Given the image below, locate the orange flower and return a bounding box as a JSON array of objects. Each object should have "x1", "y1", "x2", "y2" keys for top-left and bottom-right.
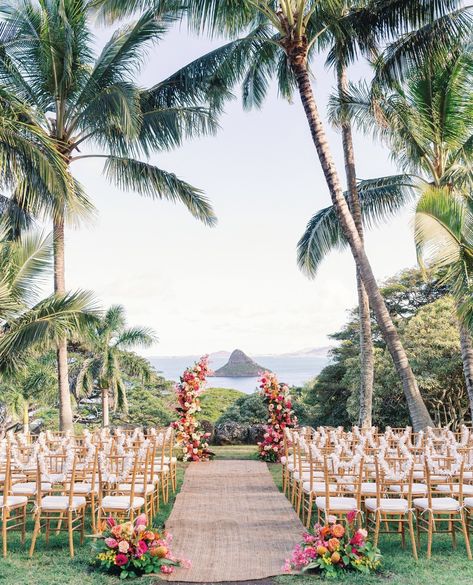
[
  {"x1": 142, "y1": 531, "x2": 155, "y2": 541},
  {"x1": 327, "y1": 538, "x2": 340, "y2": 552},
  {"x1": 150, "y1": 546, "x2": 168, "y2": 558},
  {"x1": 331, "y1": 524, "x2": 345, "y2": 538},
  {"x1": 331, "y1": 551, "x2": 341, "y2": 564},
  {"x1": 316, "y1": 545, "x2": 328, "y2": 556},
  {"x1": 320, "y1": 526, "x2": 331, "y2": 539}
]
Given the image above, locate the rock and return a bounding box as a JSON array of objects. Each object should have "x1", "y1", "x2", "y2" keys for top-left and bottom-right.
[
  {"x1": 247, "y1": 424, "x2": 267, "y2": 444},
  {"x1": 210, "y1": 349, "x2": 269, "y2": 377},
  {"x1": 213, "y1": 421, "x2": 249, "y2": 445}
]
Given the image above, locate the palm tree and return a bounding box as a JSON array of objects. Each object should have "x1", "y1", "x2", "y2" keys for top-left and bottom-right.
[
  {"x1": 0, "y1": 1, "x2": 220, "y2": 431},
  {"x1": 306, "y1": 46, "x2": 473, "y2": 418},
  {"x1": 0, "y1": 223, "x2": 98, "y2": 382},
  {"x1": 182, "y1": 0, "x2": 444, "y2": 430},
  {"x1": 0, "y1": 353, "x2": 57, "y2": 432},
  {"x1": 73, "y1": 305, "x2": 156, "y2": 427}
]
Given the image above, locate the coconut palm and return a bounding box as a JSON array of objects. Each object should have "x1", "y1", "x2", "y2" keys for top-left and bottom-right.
[
  {"x1": 306, "y1": 45, "x2": 473, "y2": 417},
  {"x1": 73, "y1": 305, "x2": 156, "y2": 427},
  {"x1": 0, "y1": 0, "x2": 221, "y2": 431}
]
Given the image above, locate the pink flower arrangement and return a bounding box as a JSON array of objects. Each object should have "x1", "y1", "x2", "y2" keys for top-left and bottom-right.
[
  {"x1": 92, "y1": 514, "x2": 189, "y2": 579},
  {"x1": 257, "y1": 372, "x2": 297, "y2": 462},
  {"x1": 284, "y1": 514, "x2": 381, "y2": 577},
  {"x1": 172, "y1": 356, "x2": 213, "y2": 462}
]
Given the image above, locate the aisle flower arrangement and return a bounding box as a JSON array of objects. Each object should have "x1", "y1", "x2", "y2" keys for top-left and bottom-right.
[
  {"x1": 92, "y1": 515, "x2": 189, "y2": 579},
  {"x1": 258, "y1": 371, "x2": 297, "y2": 462},
  {"x1": 284, "y1": 514, "x2": 382, "y2": 578},
  {"x1": 172, "y1": 355, "x2": 212, "y2": 462}
]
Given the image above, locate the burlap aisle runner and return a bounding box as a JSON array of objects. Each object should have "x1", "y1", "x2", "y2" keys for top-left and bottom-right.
[{"x1": 163, "y1": 460, "x2": 304, "y2": 582}]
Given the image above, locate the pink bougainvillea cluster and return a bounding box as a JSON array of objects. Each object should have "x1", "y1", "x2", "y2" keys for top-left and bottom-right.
[
  {"x1": 173, "y1": 355, "x2": 212, "y2": 462},
  {"x1": 258, "y1": 371, "x2": 297, "y2": 462}
]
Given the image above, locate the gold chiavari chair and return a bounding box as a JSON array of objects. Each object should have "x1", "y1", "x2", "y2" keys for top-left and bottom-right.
[
  {"x1": 97, "y1": 453, "x2": 144, "y2": 527},
  {"x1": 67, "y1": 445, "x2": 99, "y2": 533},
  {"x1": 163, "y1": 428, "x2": 177, "y2": 493},
  {"x1": 0, "y1": 450, "x2": 28, "y2": 557},
  {"x1": 413, "y1": 455, "x2": 472, "y2": 559},
  {"x1": 301, "y1": 443, "x2": 332, "y2": 528},
  {"x1": 29, "y1": 453, "x2": 86, "y2": 558},
  {"x1": 315, "y1": 454, "x2": 363, "y2": 525},
  {"x1": 365, "y1": 456, "x2": 417, "y2": 559},
  {"x1": 117, "y1": 443, "x2": 154, "y2": 518}
]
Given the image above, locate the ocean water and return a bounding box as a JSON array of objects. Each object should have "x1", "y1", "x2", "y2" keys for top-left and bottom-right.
[{"x1": 148, "y1": 355, "x2": 329, "y2": 393}]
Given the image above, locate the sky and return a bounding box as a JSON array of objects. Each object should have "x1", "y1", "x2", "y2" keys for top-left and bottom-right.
[{"x1": 63, "y1": 20, "x2": 417, "y2": 357}]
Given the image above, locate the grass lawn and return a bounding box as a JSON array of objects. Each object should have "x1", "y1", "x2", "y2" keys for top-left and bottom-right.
[{"x1": 2, "y1": 447, "x2": 473, "y2": 585}]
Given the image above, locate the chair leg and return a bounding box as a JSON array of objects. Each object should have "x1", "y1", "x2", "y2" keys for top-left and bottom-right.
[
  {"x1": 90, "y1": 495, "x2": 96, "y2": 534},
  {"x1": 2, "y1": 508, "x2": 8, "y2": 558},
  {"x1": 68, "y1": 511, "x2": 74, "y2": 558},
  {"x1": 29, "y1": 511, "x2": 41, "y2": 558},
  {"x1": 408, "y1": 512, "x2": 418, "y2": 561},
  {"x1": 21, "y1": 505, "x2": 27, "y2": 544},
  {"x1": 306, "y1": 493, "x2": 313, "y2": 529},
  {"x1": 427, "y1": 513, "x2": 433, "y2": 560},
  {"x1": 450, "y1": 516, "x2": 457, "y2": 549},
  {"x1": 459, "y1": 509, "x2": 472, "y2": 560},
  {"x1": 374, "y1": 512, "x2": 381, "y2": 548}
]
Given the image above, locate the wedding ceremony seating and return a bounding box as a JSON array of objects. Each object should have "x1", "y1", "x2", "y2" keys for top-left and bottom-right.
[
  {"x1": 283, "y1": 424, "x2": 473, "y2": 559},
  {"x1": 0, "y1": 426, "x2": 175, "y2": 557}
]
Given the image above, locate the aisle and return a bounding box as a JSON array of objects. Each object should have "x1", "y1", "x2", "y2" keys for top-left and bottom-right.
[{"x1": 163, "y1": 460, "x2": 304, "y2": 582}]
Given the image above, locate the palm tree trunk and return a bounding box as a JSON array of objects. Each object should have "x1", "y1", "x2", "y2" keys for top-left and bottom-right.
[
  {"x1": 337, "y1": 62, "x2": 374, "y2": 428},
  {"x1": 289, "y1": 48, "x2": 433, "y2": 431},
  {"x1": 102, "y1": 388, "x2": 110, "y2": 427},
  {"x1": 23, "y1": 401, "x2": 29, "y2": 433},
  {"x1": 459, "y1": 323, "x2": 473, "y2": 421},
  {"x1": 53, "y1": 218, "x2": 74, "y2": 432}
]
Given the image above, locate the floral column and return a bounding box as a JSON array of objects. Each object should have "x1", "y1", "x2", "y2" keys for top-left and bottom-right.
[
  {"x1": 258, "y1": 371, "x2": 297, "y2": 462},
  {"x1": 172, "y1": 355, "x2": 212, "y2": 462}
]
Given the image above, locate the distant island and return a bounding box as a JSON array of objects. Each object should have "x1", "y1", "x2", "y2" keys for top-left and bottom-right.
[{"x1": 209, "y1": 349, "x2": 270, "y2": 377}]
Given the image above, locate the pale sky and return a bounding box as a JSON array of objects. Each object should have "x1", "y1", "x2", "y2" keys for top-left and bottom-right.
[{"x1": 63, "y1": 22, "x2": 417, "y2": 356}]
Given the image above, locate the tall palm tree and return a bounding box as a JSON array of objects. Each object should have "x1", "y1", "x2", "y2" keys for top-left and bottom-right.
[
  {"x1": 305, "y1": 46, "x2": 473, "y2": 418},
  {"x1": 0, "y1": 1, "x2": 220, "y2": 431},
  {"x1": 73, "y1": 305, "x2": 156, "y2": 427},
  {"x1": 184, "y1": 0, "x2": 444, "y2": 430}
]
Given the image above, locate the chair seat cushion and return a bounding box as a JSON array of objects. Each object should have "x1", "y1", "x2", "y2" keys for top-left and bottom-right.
[
  {"x1": 163, "y1": 456, "x2": 177, "y2": 464},
  {"x1": 153, "y1": 465, "x2": 170, "y2": 473},
  {"x1": 118, "y1": 483, "x2": 154, "y2": 495},
  {"x1": 70, "y1": 483, "x2": 98, "y2": 495},
  {"x1": 389, "y1": 483, "x2": 427, "y2": 495},
  {"x1": 346, "y1": 482, "x2": 377, "y2": 495},
  {"x1": 11, "y1": 482, "x2": 51, "y2": 496},
  {"x1": 437, "y1": 484, "x2": 473, "y2": 495},
  {"x1": 40, "y1": 496, "x2": 86, "y2": 511},
  {"x1": 303, "y1": 482, "x2": 337, "y2": 494},
  {"x1": 365, "y1": 498, "x2": 409, "y2": 513},
  {"x1": 413, "y1": 497, "x2": 460, "y2": 511},
  {"x1": 315, "y1": 496, "x2": 357, "y2": 511},
  {"x1": 463, "y1": 497, "x2": 473, "y2": 508},
  {"x1": 0, "y1": 495, "x2": 27, "y2": 508},
  {"x1": 101, "y1": 495, "x2": 145, "y2": 510}
]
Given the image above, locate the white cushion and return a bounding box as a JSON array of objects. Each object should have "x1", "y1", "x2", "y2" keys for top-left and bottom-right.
[
  {"x1": 0, "y1": 495, "x2": 27, "y2": 508},
  {"x1": 11, "y1": 482, "x2": 51, "y2": 496},
  {"x1": 118, "y1": 483, "x2": 154, "y2": 495},
  {"x1": 40, "y1": 496, "x2": 86, "y2": 511},
  {"x1": 303, "y1": 482, "x2": 337, "y2": 494},
  {"x1": 294, "y1": 471, "x2": 324, "y2": 481},
  {"x1": 413, "y1": 497, "x2": 460, "y2": 511},
  {"x1": 101, "y1": 495, "x2": 145, "y2": 510},
  {"x1": 70, "y1": 483, "x2": 98, "y2": 495},
  {"x1": 346, "y1": 482, "x2": 377, "y2": 495},
  {"x1": 315, "y1": 496, "x2": 357, "y2": 511},
  {"x1": 365, "y1": 498, "x2": 409, "y2": 512},
  {"x1": 389, "y1": 483, "x2": 427, "y2": 495},
  {"x1": 163, "y1": 456, "x2": 177, "y2": 464},
  {"x1": 463, "y1": 497, "x2": 473, "y2": 508},
  {"x1": 437, "y1": 484, "x2": 473, "y2": 495}
]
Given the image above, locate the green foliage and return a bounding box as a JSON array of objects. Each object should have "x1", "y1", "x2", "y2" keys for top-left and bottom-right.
[
  {"x1": 216, "y1": 392, "x2": 267, "y2": 425},
  {"x1": 306, "y1": 269, "x2": 469, "y2": 430},
  {"x1": 197, "y1": 387, "x2": 245, "y2": 423}
]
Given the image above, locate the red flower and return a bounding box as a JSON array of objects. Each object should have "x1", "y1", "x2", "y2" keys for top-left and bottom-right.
[{"x1": 115, "y1": 553, "x2": 128, "y2": 566}]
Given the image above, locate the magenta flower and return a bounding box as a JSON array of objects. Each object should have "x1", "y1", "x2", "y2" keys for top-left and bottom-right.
[
  {"x1": 104, "y1": 537, "x2": 118, "y2": 549},
  {"x1": 114, "y1": 553, "x2": 128, "y2": 567}
]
